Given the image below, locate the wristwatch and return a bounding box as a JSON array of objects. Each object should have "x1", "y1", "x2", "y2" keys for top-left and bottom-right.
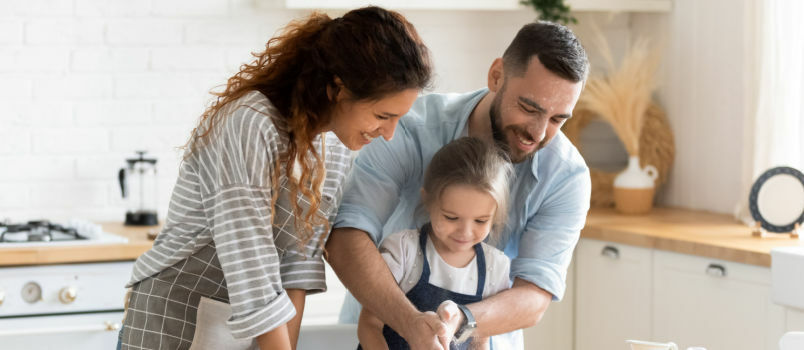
[{"x1": 454, "y1": 304, "x2": 477, "y2": 344}]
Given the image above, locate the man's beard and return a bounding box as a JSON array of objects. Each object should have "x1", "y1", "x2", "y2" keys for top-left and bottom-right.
[
  {"x1": 488, "y1": 94, "x2": 508, "y2": 150},
  {"x1": 488, "y1": 92, "x2": 538, "y2": 164}
]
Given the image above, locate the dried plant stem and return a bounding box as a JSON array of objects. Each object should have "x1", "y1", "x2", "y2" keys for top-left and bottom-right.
[{"x1": 578, "y1": 37, "x2": 660, "y2": 155}]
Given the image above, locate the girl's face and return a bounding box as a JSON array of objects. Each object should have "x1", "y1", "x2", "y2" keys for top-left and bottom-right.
[
  {"x1": 428, "y1": 184, "x2": 497, "y2": 259},
  {"x1": 327, "y1": 88, "x2": 419, "y2": 151}
]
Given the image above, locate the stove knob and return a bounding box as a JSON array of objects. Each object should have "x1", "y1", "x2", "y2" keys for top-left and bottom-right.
[
  {"x1": 59, "y1": 286, "x2": 77, "y2": 304},
  {"x1": 21, "y1": 282, "x2": 42, "y2": 304}
]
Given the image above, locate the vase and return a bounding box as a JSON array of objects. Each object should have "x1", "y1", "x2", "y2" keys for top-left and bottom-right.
[{"x1": 613, "y1": 156, "x2": 659, "y2": 214}]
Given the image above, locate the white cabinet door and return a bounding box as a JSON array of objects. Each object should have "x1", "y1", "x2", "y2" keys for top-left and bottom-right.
[
  {"x1": 652, "y1": 250, "x2": 784, "y2": 350},
  {"x1": 0, "y1": 311, "x2": 123, "y2": 350},
  {"x1": 523, "y1": 258, "x2": 575, "y2": 350},
  {"x1": 575, "y1": 238, "x2": 653, "y2": 350}
]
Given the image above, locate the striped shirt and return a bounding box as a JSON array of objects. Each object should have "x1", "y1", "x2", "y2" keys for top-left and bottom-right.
[{"x1": 121, "y1": 91, "x2": 352, "y2": 349}]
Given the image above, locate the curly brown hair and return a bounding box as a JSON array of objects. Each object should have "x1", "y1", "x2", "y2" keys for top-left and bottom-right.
[{"x1": 187, "y1": 7, "x2": 432, "y2": 249}]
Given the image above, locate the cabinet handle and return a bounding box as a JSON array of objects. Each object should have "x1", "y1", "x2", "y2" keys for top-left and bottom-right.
[
  {"x1": 0, "y1": 321, "x2": 120, "y2": 336},
  {"x1": 601, "y1": 246, "x2": 620, "y2": 260},
  {"x1": 705, "y1": 263, "x2": 726, "y2": 277}
]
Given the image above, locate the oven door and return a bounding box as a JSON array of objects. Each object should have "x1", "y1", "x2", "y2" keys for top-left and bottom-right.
[{"x1": 0, "y1": 311, "x2": 123, "y2": 350}]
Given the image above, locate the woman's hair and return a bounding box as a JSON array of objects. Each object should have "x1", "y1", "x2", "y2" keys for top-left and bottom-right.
[
  {"x1": 188, "y1": 6, "x2": 432, "y2": 248},
  {"x1": 421, "y1": 137, "x2": 514, "y2": 245}
]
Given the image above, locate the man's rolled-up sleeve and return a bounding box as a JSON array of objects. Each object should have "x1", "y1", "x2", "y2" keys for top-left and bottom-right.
[{"x1": 510, "y1": 165, "x2": 591, "y2": 301}]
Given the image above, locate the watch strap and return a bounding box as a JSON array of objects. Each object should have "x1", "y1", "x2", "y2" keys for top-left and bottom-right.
[{"x1": 454, "y1": 304, "x2": 477, "y2": 344}]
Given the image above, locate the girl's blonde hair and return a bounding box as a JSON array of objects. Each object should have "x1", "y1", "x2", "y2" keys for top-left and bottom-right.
[{"x1": 421, "y1": 137, "x2": 514, "y2": 245}]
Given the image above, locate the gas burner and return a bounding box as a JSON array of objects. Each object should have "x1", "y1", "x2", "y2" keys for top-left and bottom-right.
[{"x1": 0, "y1": 220, "x2": 87, "y2": 243}]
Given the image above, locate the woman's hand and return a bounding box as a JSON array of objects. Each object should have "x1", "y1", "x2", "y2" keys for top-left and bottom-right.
[
  {"x1": 435, "y1": 300, "x2": 463, "y2": 349},
  {"x1": 286, "y1": 289, "x2": 306, "y2": 350}
]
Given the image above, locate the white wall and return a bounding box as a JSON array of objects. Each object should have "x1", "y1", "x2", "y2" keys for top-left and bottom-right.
[
  {"x1": 632, "y1": 0, "x2": 755, "y2": 214},
  {"x1": 0, "y1": 0, "x2": 631, "y2": 222}
]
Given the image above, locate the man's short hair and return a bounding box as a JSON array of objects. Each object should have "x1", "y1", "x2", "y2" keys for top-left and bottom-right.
[{"x1": 502, "y1": 21, "x2": 589, "y2": 83}]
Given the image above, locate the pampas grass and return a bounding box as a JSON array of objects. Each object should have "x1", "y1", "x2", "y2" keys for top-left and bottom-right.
[
  {"x1": 563, "y1": 30, "x2": 673, "y2": 207},
  {"x1": 578, "y1": 34, "x2": 661, "y2": 155},
  {"x1": 565, "y1": 102, "x2": 675, "y2": 206}
]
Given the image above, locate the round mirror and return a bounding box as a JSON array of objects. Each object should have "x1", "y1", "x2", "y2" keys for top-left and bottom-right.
[
  {"x1": 578, "y1": 119, "x2": 629, "y2": 173},
  {"x1": 749, "y1": 166, "x2": 804, "y2": 233},
  {"x1": 563, "y1": 102, "x2": 675, "y2": 207}
]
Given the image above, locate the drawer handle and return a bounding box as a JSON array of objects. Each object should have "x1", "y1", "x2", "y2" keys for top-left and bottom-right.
[
  {"x1": 0, "y1": 321, "x2": 120, "y2": 336},
  {"x1": 705, "y1": 264, "x2": 726, "y2": 277},
  {"x1": 601, "y1": 246, "x2": 620, "y2": 260}
]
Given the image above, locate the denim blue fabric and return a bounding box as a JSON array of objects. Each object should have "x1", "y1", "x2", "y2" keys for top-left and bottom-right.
[{"x1": 116, "y1": 326, "x2": 123, "y2": 350}]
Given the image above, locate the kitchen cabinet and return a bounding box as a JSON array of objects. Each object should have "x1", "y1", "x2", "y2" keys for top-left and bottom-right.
[
  {"x1": 652, "y1": 250, "x2": 785, "y2": 350},
  {"x1": 571, "y1": 238, "x2": 789, "y2": 350},
  {"x1": 523, "y1": 259, "x2": 575, "y2": 350},
  {"x1": 574, "y1": 239, "x2": 652, "y2": 350},
  {"x1": 554, "y1": 209, "x2": 804, "y2": 350},
  {"x1": 0, "y1": 311, "x2": 124, "y2": 350},
  {"x1": 281, "y1": 0, "x2": 672, "y2": 12}
]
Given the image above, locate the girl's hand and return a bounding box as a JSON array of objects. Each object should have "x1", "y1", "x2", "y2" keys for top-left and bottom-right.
[{"x1": 435, "y1": 300, "x2": 462, "y2": 348}]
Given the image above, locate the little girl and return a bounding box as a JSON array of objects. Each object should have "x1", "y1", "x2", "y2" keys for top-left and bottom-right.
[{"x1": 357, "y1": 137, "x2": 514, "y2": 350}]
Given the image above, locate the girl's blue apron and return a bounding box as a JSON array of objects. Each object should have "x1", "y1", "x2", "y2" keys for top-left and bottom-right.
[{"x1": 358, "y1": 224, "x2": 487, "y2": 350}]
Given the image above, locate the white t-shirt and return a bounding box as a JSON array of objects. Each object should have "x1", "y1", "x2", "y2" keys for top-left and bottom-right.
[{"x1": 380, "y1": 229, "x2": 511, "y2": 298}]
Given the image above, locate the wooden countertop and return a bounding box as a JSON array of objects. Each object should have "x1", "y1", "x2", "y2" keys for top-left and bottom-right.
[
  {"x1": 0, "y1": 223, "x2": 158, "y2": 267},
  {"x1": 0, "y1": 208, "x2": 801, "y2": 267},
  {"x1": 582, "y1": 207, "x2": 803, "y2": 267}
]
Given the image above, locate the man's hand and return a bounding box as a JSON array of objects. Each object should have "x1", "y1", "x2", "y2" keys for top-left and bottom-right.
[
  {"x1": 401, "y1": 311, "x2": 448, "y2": 350},
  {"x1": 326, "y1": 228, "x2": 446, "y2": 350}
]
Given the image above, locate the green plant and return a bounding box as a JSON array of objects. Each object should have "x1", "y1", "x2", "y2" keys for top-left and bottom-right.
[{"x1": 520, "y1": 0, "x2": 577, "y2": 25}]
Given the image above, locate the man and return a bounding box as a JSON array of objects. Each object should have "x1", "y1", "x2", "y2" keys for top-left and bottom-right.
[{"x1": 326, "y1": 21, "x2": 590, "y2": 349}]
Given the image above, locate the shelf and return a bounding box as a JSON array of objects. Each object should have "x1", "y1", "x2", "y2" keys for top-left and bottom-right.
[{"x1": 282, "y1": 0, "x2": 672, "y2": 12}]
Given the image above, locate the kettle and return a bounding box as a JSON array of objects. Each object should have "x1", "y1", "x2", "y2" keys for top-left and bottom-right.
[{"x1": 118, "y1": 151, "x2": 159, "y2": 226}]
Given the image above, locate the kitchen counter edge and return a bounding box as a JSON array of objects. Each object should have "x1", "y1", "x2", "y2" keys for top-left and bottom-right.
[{"x1": 2, "y1": 208, "x2": 801, "y2": 267}]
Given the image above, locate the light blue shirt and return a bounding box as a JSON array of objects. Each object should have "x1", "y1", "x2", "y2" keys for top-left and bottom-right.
[{"x1": 333, "y1": 88, "x2": 591, "y2": 348}]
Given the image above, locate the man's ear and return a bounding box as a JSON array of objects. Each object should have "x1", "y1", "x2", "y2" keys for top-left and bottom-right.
[
  {"x1": 419, "y1": 188, "x2": 427, "y2": 202},
  {"x1": 487, "y1": 58, "x2": 504, "y2": 93}
]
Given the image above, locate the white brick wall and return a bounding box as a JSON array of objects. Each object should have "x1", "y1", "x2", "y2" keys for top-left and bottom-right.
[
  {"x1": 25, "y1": 19, "x2": 106, "y2": 45},
  {"x1": 0, "y1": 0, "x2": 627, "y2": 222},
  {"x1": 0, "y1": 20, "x2": 23, "y2": 44}
]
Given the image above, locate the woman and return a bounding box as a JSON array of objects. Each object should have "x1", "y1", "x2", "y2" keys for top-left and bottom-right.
[{"x1": 118, "y1": 6, "x2": 431, "y2": 350}]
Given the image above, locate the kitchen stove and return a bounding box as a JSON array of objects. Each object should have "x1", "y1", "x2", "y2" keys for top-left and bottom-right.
[
  {"x1": 1, "y1": 220, "x2": 85, "y2": 243},
  {"x1": 0, "y1": 219, "x2": 128, "y2": 247},
  {"x1": 0, "y1": 218, "x2": 134, "y2": 349}
]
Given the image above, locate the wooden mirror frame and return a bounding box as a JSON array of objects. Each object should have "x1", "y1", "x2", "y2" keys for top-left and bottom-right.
[{"x1": 563, "y1": 102, "x2": 675, "y2": 207}]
